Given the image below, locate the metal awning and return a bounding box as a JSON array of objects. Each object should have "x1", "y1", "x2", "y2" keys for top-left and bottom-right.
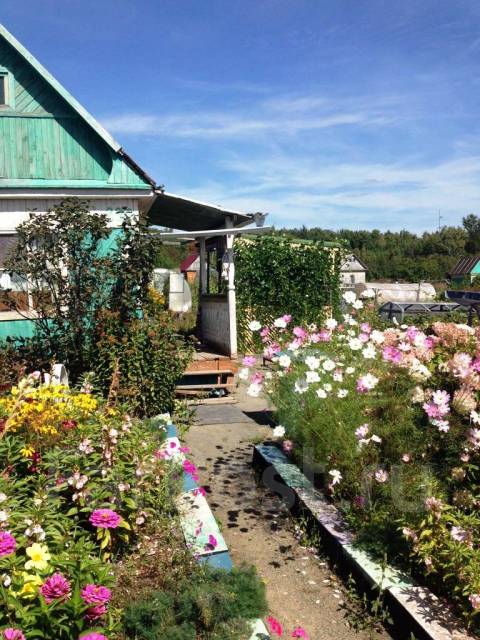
[{"x1": 147, "y1": 190, "x2": 256, "y2": 231}]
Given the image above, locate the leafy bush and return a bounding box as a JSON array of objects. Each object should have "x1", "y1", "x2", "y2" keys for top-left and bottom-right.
[
  {"x1": 123, "y1": 566, "x2": 267, "y2": 640},
  {"x1": 241, "y1": 292, "x2": 480, "y2": 630},
  {"x1": 4, "y1": 198, "x2": 158, "y2": 384},
  {"x1": 94, "y1": 295, "x2": 192, "y2": 417}
]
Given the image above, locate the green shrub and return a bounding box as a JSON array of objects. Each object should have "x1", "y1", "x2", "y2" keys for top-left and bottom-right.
[
  {"x1": 94, "y1": 298, "x2": 192, "y2": 416},
  {"x1": 123, "y1": 566, "x2": 267, "y2": 639}
]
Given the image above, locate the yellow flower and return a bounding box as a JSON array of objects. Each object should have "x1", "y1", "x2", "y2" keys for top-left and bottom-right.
[
  {"x1": 25, "y1": 543, "x2": 50, "y2": 571},
  {"x1": 17, "y1": 572, "x2": 42, "y2": 598},
  {"x1": 20, "y1": 445, "x2": 35, "y2": 458}
]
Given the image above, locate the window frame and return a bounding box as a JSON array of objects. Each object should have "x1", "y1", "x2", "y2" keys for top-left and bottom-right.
[{"x1": 0, "y1": 67, "x2": 15, "y2": 110}]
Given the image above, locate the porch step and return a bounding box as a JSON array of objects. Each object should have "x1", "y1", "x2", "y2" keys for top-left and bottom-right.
[{"x1": 176, "y1": 383, "x2": 235, "y2": 391}]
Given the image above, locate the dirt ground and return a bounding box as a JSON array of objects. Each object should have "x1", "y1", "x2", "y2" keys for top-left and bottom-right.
[{"x1": 183, "y1": 388, "x2": 390, "y2": 640}]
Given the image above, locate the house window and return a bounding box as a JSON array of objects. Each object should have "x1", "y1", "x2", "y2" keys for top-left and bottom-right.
[
  {"x1": 0, "y1": 75, "x2": 6, "y2": 105},
  {"x1": 350, "y1": 274, "x2": 355, "y2": 284}
]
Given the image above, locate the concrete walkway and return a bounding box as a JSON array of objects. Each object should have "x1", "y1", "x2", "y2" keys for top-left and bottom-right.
[{"x1": 184, "y1": 390, "x2": 390, "y2": 639}]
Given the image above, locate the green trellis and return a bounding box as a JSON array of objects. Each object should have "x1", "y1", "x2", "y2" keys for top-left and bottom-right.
[{"x1": 235, "y1": 235, "x2": 344, "y2": 353}]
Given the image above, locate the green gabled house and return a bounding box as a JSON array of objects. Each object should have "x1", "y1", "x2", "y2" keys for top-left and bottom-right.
[{"x1": 0, "y1": 24, "x2": 258, "y2": 351}]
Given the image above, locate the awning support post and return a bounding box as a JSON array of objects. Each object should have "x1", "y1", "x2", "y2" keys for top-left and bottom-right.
[{"x1": 225, "y1": 217, "x2": 237, "y2": 359}]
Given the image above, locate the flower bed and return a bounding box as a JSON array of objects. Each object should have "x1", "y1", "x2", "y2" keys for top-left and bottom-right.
[
  {"x1": 242, "y1": 292, "x2": 480, "y2": 633},
  {"x1": 0, "y1": 376, "x2": 266, "y2": 639}
]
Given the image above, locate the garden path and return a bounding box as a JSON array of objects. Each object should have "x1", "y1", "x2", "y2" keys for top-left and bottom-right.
[{"x1": 184, "y1": 388, "x2": 390, "y2": 640}]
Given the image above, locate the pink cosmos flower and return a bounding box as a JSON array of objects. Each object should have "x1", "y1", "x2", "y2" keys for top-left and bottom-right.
[
  {"x1": 3, "y1": 630, "x2": 26, "y2": 640},
  {"x1": 382, "y1": 346, "x2": 402, "y2": 364},
  {"x1": 183, "y1": 460, "x2": 199, "y2": 482},
  {"x1": 356, "y1": 374, "x2": 379, "y2": 393},
  {"x1": 40, "y1": 573, "x2": 72, "y2": 604},
  {"x1": 79, "y1": 634, "x2": 109, "y2": 640},
  {"x1": 251, "y1": 372, "x2": 264, "y2": 385},
  {"x1": 0, "y1": 531, "x2": 16, "y2": 557},
  {"x1": 266, "y1": 616, "x2": 284, "y2": 636},
  {"x1": 260, "y1": 327, "x2": 270, "y2": 338},
  {"x1": 292, "y1": 627, "x2": 309, "y2": 639},
  {"x1": 242, "y1": 355, "x2": 257, "y2": 367},
  {"x1": 282, "y1": 314, "x2": 292, "y2": 324},
  {"x1": 80, "y1": 584, "x2": 112, "y2": 605},
  {"x1": 293, "y1": 326, "x2": 307, "y2": 340},
  {"x1": 317, "y1": 330, "x2": 332, "y2": 342},
  {"x1": 89, "y1": 509, "x2": 121, "y2": 529}
]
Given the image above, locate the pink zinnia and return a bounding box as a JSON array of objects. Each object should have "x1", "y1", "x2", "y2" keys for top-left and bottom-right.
[
  {"x1": 80, "y1": 584, "x2": 112, "y2": 605},
  {"x1": 0, "y1": 531, "x2": 16, "y2": 557},
  {"x1": 85, "y1": 604, "x2": 108, "y2": 621},
  {"x1": 40, "y1": 572, "x2": 71, "y2": 604},
  {"x1": 79, "y1": 634, "x2": 109, "y2": 640},
  {"x1": 3, "y1": 630, "x2": 26, "y2": 640},
  {"x1": 266, "y1": 616, "x2": 283, "y2": 636},
  {"x1": 89, "y1": 509, "x2": 121, "y2": 529},
  {"x1": 292, "y1": 628, "x2": 309, "y2": 639}
]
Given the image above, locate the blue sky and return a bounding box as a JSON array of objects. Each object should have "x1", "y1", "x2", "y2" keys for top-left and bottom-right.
[{"x1": 4, "y1": 0, "x2": 480, "y2": 232}]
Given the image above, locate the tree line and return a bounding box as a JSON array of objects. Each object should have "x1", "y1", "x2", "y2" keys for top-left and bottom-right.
[{"x1": 280, "y1": 214, "x2": 480, "y2": 282}]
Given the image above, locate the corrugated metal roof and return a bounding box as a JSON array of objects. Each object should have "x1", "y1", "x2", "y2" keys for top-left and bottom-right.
[{"x1": 450, "y1": 256, "x2": 480, "y2": 275}]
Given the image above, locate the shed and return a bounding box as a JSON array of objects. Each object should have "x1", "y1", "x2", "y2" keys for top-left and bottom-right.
[
  {"x1": 449, "y1": 256, "x2": 480, "y2": 285},
  {"x1": 341, "y1": 254, "x2": 368, "y2": 287}
]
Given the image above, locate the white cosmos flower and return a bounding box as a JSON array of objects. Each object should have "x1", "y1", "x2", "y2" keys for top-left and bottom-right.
[
  {"x1": 322, "y1": 359, "x2": 336, "y2": 372},
  {"x1": 409, "y1": 360, "x2": 431, "y2": 382},
  {"x1": 278, "y1": 354, "x2": 291, "y2": 368},
  {"x1": 274, "y1": 317, "x2": 287, "y2": 328},
  {"x1": 323, "y1": 383, "x2": 332, "y2": 392},
  {"x1": 0, "y1": 493, "x2": 6, "y2": 504},
  {"x1": 316, "y1": 388, "x2": 327, "y2": 399},
  {"x1": 306, "y1": 371, "x2": 320, "y2": 384},
  {"x1": 345, "y1": 366, "x2": 355, "y2": 374},
  {"x1": 295, "y1": 379, "x2": 309, "y2": 394},
  {"x1": 352, "y1": 299, "x2": 364, "y2": 310},
  {"x1": 325, "y1": 318, "x2": 338, "y2": 330},
  {"x1": 247, "y1": 383, "x2": 262, "y2": 397},
  {"x1": 333, "y1": 371, "x2": 343, "y2": 382},
  {"x1": 0, "y1": 511, "x2": 8, "y2": 523},
  {"x1": 470, "y1": 410, "x2": 480, "y2": 425},
  {"x1": 348, "y1": 338, "x2": 363, "y2": 351},
  {"x1": 375, "y1": 469, "x2": 388, "y2": 483},
  {"x1": 342, "y1": 291, "x2": 357, "y2": 304},
  {"x1": 248, "y1": 320, "x2": 262, "y2": 331},
  {"x1": 273, "y1": 425, "x2": 286, "y2": 438},
  {"x1": 370, "y1": 434, "x2": 382, "y2": 444},
  {"x1": 337, "y1": 389, "x2": 348, "y2": 398},
  {"x1": 329, "y1": 469, "x2": 343, "y2": 485},
  {"x1": 360, "y1": 288, "x2": 375, "y2": 299},
  {"x1": 238, "y1": 367, "x2": 250, "y2": 381},
  {"x1": 370, "y1": 330, "x2": 385, "y2": 345},
  {"x1": 362, "y1": 345, "x2": 376, "y2": 360},
  {"x1": 411, "y1": 386, "x2": 425, "y2": 403},
  {"x1": 305, "y1": 355, "x2": 321, "y2": 370},
  {"x1": 347, "y1": 318, "x2": 358, "y2": 326}
]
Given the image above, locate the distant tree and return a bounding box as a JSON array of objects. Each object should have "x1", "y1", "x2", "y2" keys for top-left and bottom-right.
[{"x1": 463, "y1": 214, "x2": 480, "y2": 253}]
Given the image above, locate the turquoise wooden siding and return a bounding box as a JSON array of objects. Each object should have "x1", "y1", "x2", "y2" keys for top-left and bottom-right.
[{"x1": 0, "y1": 34, "x2": 151, "y2": 190}]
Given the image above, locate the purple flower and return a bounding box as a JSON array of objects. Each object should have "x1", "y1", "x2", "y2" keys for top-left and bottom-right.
[
  {"x1": 183, "y1": 459, "x2": 199, "y2": 482},
  {"x1": 0, "y1": 531, "x2": 16, "y2": 557},
  {"x1": 85, "y1": 604, "x2": 108, "y2": 621},
  {"x1": 40, "y1": 573, "x2": 71, "y2": 604},
  {"x1": 89, "y1": 509, "x2": 121, "y2": 529},
  {"x1": 204, "y1": 534, "x2": 218, "y2": 551}
]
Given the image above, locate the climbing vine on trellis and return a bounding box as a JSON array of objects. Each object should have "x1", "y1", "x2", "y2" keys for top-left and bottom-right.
[{"x1": 235, "y1": 235, "x2": 344, "y2": 353}]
